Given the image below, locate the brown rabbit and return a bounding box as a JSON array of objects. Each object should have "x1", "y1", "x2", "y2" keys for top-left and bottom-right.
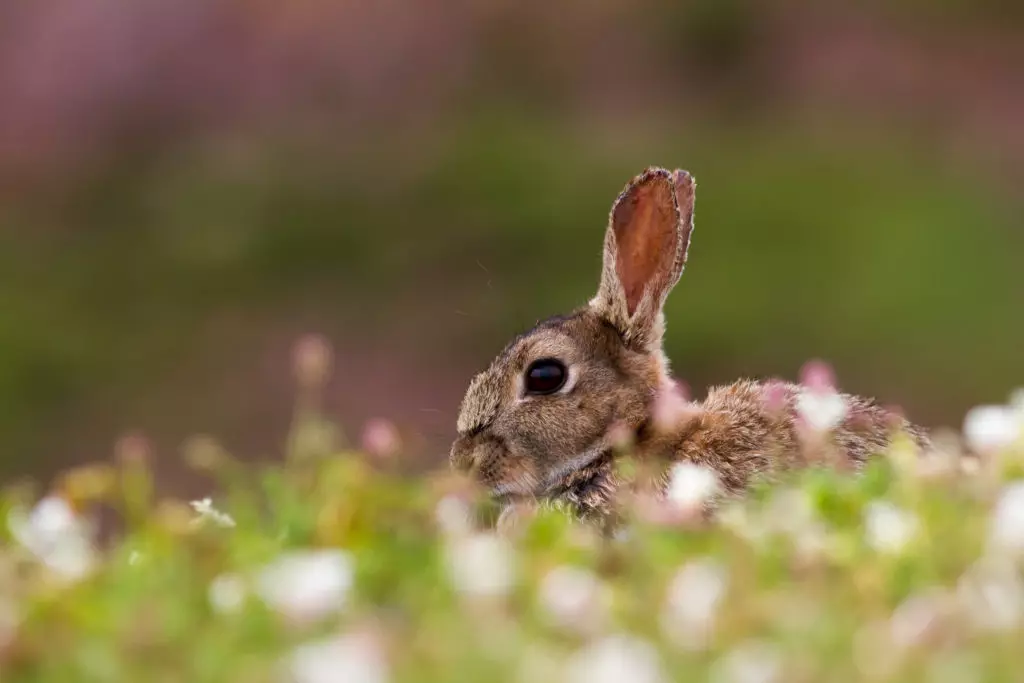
[{"x1": 450, "y1": 167, "x2": 929, "y2": 521}]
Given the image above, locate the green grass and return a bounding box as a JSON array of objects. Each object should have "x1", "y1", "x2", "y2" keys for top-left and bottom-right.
[
  {"x1": 2, "y1": 113, "x2": 1022, "y2": 476},
  {"x1": 2, "y1": 376, "x2": 1023, "y2": 682}
]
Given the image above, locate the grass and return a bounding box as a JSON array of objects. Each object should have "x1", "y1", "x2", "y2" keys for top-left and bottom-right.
[
  {"x1": 2, "y1": 112, "x2": 1023, "y2": 475},
  {"x1": 1, "y1": 357, "x2": 1023, "y2": 683}
]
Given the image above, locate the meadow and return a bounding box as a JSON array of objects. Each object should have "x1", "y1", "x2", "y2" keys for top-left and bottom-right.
[{"x1": 2, "y1": 346, "x2": 1022, "y2": 683}]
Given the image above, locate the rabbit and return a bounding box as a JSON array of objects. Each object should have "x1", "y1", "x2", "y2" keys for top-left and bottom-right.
[{"x1": 449, "y1": 167, "x2": 930, "y2": 523}]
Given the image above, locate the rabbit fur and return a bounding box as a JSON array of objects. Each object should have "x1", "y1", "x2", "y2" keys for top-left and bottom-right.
[{"x1": 450, "y1": 167, "x2": 930, "y2": 522}]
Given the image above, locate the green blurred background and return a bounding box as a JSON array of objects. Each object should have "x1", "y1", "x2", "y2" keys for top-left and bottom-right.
[{"x1": 0, "y1": 0, "x2": 1021, "y2": 491}]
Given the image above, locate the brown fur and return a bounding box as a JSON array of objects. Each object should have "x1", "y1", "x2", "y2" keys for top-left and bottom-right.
[{"x1": 450, "y1": 167, "x2": 930, "y2": 522}]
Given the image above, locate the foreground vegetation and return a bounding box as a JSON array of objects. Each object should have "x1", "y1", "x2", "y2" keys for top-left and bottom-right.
[{"x1": 1, "y1": 351, "x2": 1022, "y2": 683}]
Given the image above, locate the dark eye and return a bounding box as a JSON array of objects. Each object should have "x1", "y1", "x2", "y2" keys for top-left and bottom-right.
[{"x1": 525, "y1": 359, "x2": 567, "y2": 395}]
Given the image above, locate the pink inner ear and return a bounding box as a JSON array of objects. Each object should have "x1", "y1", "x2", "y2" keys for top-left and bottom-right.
[{"x1": 612, "y1": 176, "x2": 678, "y2": 317}]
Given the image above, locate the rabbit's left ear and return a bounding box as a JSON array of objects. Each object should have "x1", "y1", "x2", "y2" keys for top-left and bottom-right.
[{"x1": 591, "y1": 167, "x2": 695, "y2": 349}]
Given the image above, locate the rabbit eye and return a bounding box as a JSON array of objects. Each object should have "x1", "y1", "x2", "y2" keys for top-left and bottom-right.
[{"x1": 524, "y1": 359, "x2": 567, "y2": 395}]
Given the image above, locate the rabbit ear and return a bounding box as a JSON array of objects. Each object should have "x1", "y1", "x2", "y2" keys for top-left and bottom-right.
[{"x1": 592, "y1": 167, "x2": 695, "y2": 349}]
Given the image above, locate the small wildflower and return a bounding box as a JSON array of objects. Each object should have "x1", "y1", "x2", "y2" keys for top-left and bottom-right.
[
  {"x1": 293, "y1": 334, "x2": 334, "y2": 389},
  {"x1": 434, "y1": 495, "x2": 474, "y2": 537},
  {"x1": 114, "y1": 431, "x2": 152, "y2": 464},
  {"x1": 565, "y1": 634, "x2": 666, "y2": 683},
  {"x1": 7, "y1": 495, "x2": 97, "y2": 581},
  {"x1": 285, "y1": 630, "x2": 387, "y2": 683},
  {"x1": 665, "y1": 462, "x2": 720, "y2": 512},
  {"x1": 661, "y1": 558, "x2": 728, "y2": 650},
  {"x1": 710, "y1": 640, "x2": 783, "y2": 683},
  {"x1": 209, "y1": 573, "x2": 248, "y2": 615},
  {"x1": 987, "y1": 481, "x2": 1024, "y2": 556},
  {"x1": 795, "y1": 388, "x2": 848, "y2": 433},
  {"x1": 361, "y1": 419, "x2": 401, "y2": 460},
  {"x1": 538, "y1": 565, "x2": 606, "y2": 634},
  {"x1": 863, "y1": 501, "x2": 918, "y2": 555},
  {"x1": 444, "y1": 532, "x2": 515, "y2": 599},
  {"x1": 760, "y1": 380, "x2": 790, "y2": 417},
  {"x1": 651, "y1": 381, "x2": 696, "y2": 433},
  {"x1": 606, "y1": 420, "x2": 635, "y2": 452},
  {"x1": 795, "y1": 360, "x2": 847, "y2": 432},
  {"x1": 255, "y1": 550, "x2": 354, "y2": 626},
  {"x1": 963, "y1": 405, "x2": 1022, "y2": 455},
  {"x1": 189, "y1": 497, "x2": 236, "y2": 528},
  {"x1": 799, "y1": 359, "x2": 836, "y2": 393}
]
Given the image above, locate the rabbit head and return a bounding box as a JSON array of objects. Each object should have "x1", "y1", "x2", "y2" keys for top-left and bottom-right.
[{"x1": 450, "y1": 167, "x2": 695, "y2": 504}]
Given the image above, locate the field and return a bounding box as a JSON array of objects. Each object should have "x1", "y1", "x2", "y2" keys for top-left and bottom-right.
[
  {"x1": 2, "y1": 354, "x2": 1022, "y2": 683},
  {"x1": 1, "y1": 3, "x2": 1022, "y2": 681}
]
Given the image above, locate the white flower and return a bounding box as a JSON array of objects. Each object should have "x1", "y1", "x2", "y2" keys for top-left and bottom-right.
[
  {"x1": 434, "y1": 495, "x2": 474, "y2": 537},
  {"x1": 7, "y1": 495, "x2": 97, "y2": 581},
  {"x1": 796, "y1": 387, "x2": 848, "y2": 432},
  {"x1": 255, "y1": 550, "x2": 354, "y2": 626},
  {"x1": 565, "y1": 634, "x2": 666, "y2": 683},
  {"x1": 209, "y1": 573, "x2": 247, "y2": 615},
  {"x1": 538, "y1": 565, "x2": 605, "y2": 633},
  {"x1": 987, "y1": 481, "x2": 1024, "y2": 556},
  {"x1": 956, "y1": 557, "x2": 1024, "y2": 632},
  {"x1": 284, "y1": 631, "x2": 387, "y2": 683},
  {"x1": 666, "y1": 462, "x2": 720, "y2": 510},
  {"x1": 444, "y1": 532, "x2": 515, "y2": 599},
  {"x1": 190, "y1": 497, "x2": 236, "y2": 528},
  {"x1": 661, "y1": 558, "x2": 728, "y2": 650},
  {"x1": 963, "y1": 405, "x2": 1022, "y2": 454},
  {"x1": 710, "y1": 641, "x2": 782, "y2": 683},
  {"x1": 863, "y1": 501, "x2": 919, "y2": 555}
]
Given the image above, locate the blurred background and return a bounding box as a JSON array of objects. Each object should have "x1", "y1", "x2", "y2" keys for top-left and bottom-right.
[{"x1": 0, "y1": 0, "x2": 1021, "y2": 493}]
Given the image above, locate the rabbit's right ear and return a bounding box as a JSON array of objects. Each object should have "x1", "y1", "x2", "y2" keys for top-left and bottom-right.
[{"x1": 591, "y1": 167, "x2": 695, "y2": 350}]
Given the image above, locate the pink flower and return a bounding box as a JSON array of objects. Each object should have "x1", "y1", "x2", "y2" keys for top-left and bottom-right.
[
  {"x1": 799, "y1": 359, "x2": 836, "y2": 393},
  {"x1": 760, "y1": 380, "x2": 790, "y2": 417},
  {"x1": 651, "y1": 381, "x2": 697, "y2": 433},
  {"x1": 606, "y1": 420, "x2": 635, "y2": 452},
  {"x1": 292, "y1": 334, "x2": 334, "y2": 388},
  {"x1": 361, "y1": 419, "x2": 401, "y2": 459}
]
